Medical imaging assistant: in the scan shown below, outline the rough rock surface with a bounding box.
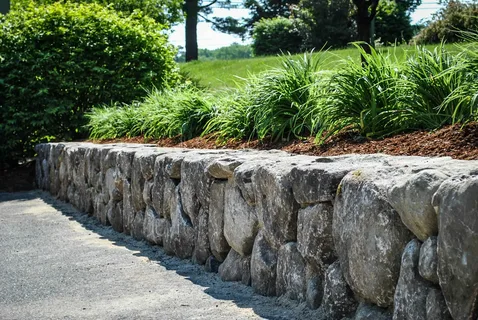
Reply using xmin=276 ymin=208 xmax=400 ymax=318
xmin=388 ymin=170 xmax=449 ymax=241
xmin=208 ymin=180 xmax=230 ymax=261
xmin=276 ymin=242 xmax=306 ymax=302
xmin=354 ymin=303 xmax=392 ymax=320
xmin=219 ymin=249 xmax=244 ymax=282
xmin=321 ymin=261 xmax=358 ymax=320
xmin=305 ymin=263 xmax=323 ymax=309
xmin=393 ymin=239 xmax=431 ymax=320
xmin=426 ymin=288 xmax=452 ymax=320
xmin=419 ymin=236 xmax=439 ymax=284
xmin=253 ymin=161 xmax=300 ymax=249
xmin=333 ymin=168 xmax=413 ymax=307
xmin=250 ymin=231 xmax=278 ymax=296
xmin=223 ymin=181 xmax=258 ymax=256
xmin=433 ymin=174 xmax=478 ymax=320
xmin=297 ymin=202 xmax=335 ymax=271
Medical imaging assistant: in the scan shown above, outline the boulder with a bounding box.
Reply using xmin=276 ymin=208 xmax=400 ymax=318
xmin=419 ymin=236 xmax=439 ymax=284
xmin=333 ymin=168 xmax=413 ymax=307
xmin=354 ymin=303 xmax=392 ymax=320
xmin=170 ymin=185 xmax=195 ymax=259
xmin=321 ymin=260 xmax=358 ymax=320
xmin=218 ymin=249 xmax=245 ymax=282
xmin=205 ymin=256 xmax=221 ymax=273
xmin=192 ymin=208 xmax=212 ymax=265
xmin=223 ymin=181 xmax=259 ymax=256
xmin=252 ymin=162 xmax=300 ymax=249
xmin=393 ymin=239 xmax=431 ymax=320
xmin=388 ymin=170 xmax=449 ymax=241
xmin=250 ymin=230 xmax=278 ymax=296
xmin=122 ymin=179 xmax=134 ymax=235
xmin=297 ymin=202 xmax=335 ymax=271
xmin=143 ymin=207 xmax=162 ymax=245
xmin=305 ymin=263 xmax=323 ymax=309
xmin=206 ymin=157 xmax=243 ymax=179
xmin=208 ymin=180 xmax=230 ymax=261
xmin=426 ymin=288 xmax=452 ymax=320
xmin=432 ymin=174 xmax=478 ymax=320
xmin=276 ymin=242 xmax=306 ymax=302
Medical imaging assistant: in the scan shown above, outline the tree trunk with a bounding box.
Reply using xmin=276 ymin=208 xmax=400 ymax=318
xmin=185 ymin=0 xmax=199 ymax=62
xmin=356 ymin=3 xmax=372 ymax=55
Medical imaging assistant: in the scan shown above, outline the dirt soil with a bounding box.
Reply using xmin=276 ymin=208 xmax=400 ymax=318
xmin=3 ymin=123 xmax=477 ymax=193
xmin=96 ymin=122 xmax=478 ymax=160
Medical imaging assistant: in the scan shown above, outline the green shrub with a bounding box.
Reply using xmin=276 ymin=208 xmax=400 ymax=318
xmin=249 ymin=53 xmax=324 ymax=141
xmin=414 ymin=0 xmax=478 ymax=44
xmin=88 ymin=85 xmax=215 ymax=140
xmin=252 ymin=17 xmax=304 ymax=56
xmin=404 ymin=44 xmax=470 ymax=127
xmin=0 ymin=2 xmax=179 ymax=166
xmin=318 ymin=44 xmax=415 ymax=141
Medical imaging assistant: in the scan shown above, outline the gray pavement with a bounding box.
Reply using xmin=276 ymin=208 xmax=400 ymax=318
xmin=0 ymin=191 xmax=315 ymax=320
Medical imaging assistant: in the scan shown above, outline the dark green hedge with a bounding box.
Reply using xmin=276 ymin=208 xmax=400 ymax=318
xmin=0 ymin=2 xmax=179 ymax=167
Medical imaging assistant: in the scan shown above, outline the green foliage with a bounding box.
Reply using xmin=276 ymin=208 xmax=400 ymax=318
xmin=88 ymin=86 xmax=215 ymax=140
xmin=317 ymin=44 xmax=414 ymax=140
xmin=11 ymin=0 xmax=184 ymax=26
xmin=414 ymin=0 xmax=478 ymax=44
xmin=89 ymin=42 xmax=478 ymax=146
xmin=248 ymin=53 xmax=325 ymax=140
xmin=252 ymin=17 xmax=304 ymax=56
xmin=0 ymin=2 xmax=179 ymax=166
xmin=375 ymin=0 xmax=414 ymax=44
xmin=294 ymin=0 xmax=355 ymax=50
xmin=175 ymin=43 xmax=253 ymax=62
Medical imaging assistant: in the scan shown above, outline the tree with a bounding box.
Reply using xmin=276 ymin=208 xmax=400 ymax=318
xmin=294 ymin=0 xmax=355 ymax=49
xmin=212 ymin=0 xmax=300 ymax=37
xmin=352 ymin=0 xmax=420 ymax=52
xmin=11 ymin=0 xmax=184 ymax=27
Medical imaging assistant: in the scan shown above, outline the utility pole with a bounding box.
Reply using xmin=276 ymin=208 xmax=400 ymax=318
xmin=0 ymin=0 xmax=10 ymax=14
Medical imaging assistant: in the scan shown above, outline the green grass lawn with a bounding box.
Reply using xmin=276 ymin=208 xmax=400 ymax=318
xmin=180 ymin=43 xmax=459 ymax=90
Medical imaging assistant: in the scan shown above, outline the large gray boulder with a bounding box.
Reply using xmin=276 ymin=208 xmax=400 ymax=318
xmin=333 ymin=168 xmax=413 ymax=307
xmin=393 ymin=239 xmax=431 ymax=320
xmin=388 ymin=170 xmax=449 ymax=241
xmin=192 ymin=208 xmax=212 ymax=265
xmin=276 ymin=242 xmax=306 ymax=302
xmin=305 ymin=263 xmax=323 ymax=309
xmin=252 ymin=161 xmax=300 ymax=250
xmin=354 ymin=303 xmax=392 ymax=320
xmin=426 ymin=288 xmax=452 ymax=320
xmin=250 ymin=230 xmax=278 ymax=296
xmin=169 ymin=185 xmax=195 ymax=259
xmin=208 ymin=180 xmax=230 ymax=261
xmin=419 ymin=236 xmax=439 ymax=284
xmin=223 ymin=181 xmax=259 ymax=256
xmin=218 ymin=249 xmax=250 ymax=285
xmin=321 ymin=260 xmax=358 ymax=320
xmin=297 ymin=202 xmax=335 ymax=271
xmin=432 ymin=174 xmax=478 ymax=320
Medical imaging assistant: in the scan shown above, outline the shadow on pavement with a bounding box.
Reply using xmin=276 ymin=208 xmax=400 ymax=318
xmin=32 ymin=191 xmax=318 ymax=320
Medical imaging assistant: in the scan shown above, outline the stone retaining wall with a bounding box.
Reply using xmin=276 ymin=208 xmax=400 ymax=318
xmin=35 ymin=143 xmax=478 ymax=320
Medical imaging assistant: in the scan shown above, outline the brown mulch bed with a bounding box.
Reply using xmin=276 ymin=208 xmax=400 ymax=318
xmin=3 ymin=123 xmax=477 ymax=193
xmin=95 ymin=122 xmax=478 ymax=161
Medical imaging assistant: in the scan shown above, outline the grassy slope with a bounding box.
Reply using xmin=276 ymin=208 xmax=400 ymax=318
xmin=181 ymin=43 xmax=459 ymax=90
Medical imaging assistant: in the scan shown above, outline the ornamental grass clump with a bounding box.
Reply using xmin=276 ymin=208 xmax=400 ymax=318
xmin=404 ymin=43 xmax=470 ymax=128
xmin=249 ymin=53 xmax=325 ymax=141
xmin=317 ymin=44 xmax=414 ymax=141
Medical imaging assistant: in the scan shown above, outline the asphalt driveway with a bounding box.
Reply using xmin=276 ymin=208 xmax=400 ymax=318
xmin=0 ymin=191 xmax=314 ymax=320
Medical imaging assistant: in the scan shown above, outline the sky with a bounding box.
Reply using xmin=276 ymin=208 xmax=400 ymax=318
xmin=169 ymin=2 xmax=443 ymax=50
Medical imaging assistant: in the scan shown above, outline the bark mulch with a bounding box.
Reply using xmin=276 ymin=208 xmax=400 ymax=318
xmin=3 ymin=123 xmax=477 ymax=193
